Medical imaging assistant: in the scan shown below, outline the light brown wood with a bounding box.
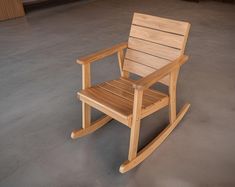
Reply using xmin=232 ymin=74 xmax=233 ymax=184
xmin=123 ymin=59 xmax=169 ymax=85
xmin=71 ymin=115 xmax=112 ymax=139
xmin=124 ymin=59 xmax=156 ymax=77
xmin=128 ymin=37 xmax=181 ymax=61
xmin=128 ymin=89 xmax=143 ymax=160
xmin=117 ymin=49 xmax=129 ymax=78
xmin=120 ymin=103 xmax=191 ymax=173
xmin=82 ymin=103 xmax=91 ymax=129
xmin=132 ymin=13 xmax=190 ymax=36
xmin=80 ymin=94 xmax=131 ymax=126
xmin=124 ymin=13 xmax=190 ymax=87
xmin=78 ymin=78 xmax=169 ymax=127
xmin=77 ymin=42 xmax=127 ymax=65
xmin=181 ymin=23 xmax=191 ymax=54
xmin=82 ymin=64 xmax=91 ymax=129
xmin=169 ymin=68 xmax=179 ymax=123
xmin=0 ymin=0 xmax=25 ymax=21
xmin=82 ymin=64 xmax=91 ymax=89
xmin=125 ymin=49 xmax=170 ymax=69
xmin=130 ymin=25 xmax=185 ymax=49
xmin=133 ymin=55 xmax=188 ymax=90
xmin=72 ymin=13 xmax=191 ymax=174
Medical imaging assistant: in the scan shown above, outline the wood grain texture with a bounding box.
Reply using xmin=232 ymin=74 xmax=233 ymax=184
xmin=117 ymin=49 xmax=129 ymax=78
xmin=82 ymin=63 xmax=91 ymax=128
xmin=0 ymin=0 xmax=25 ymax=21
xmin=125 ymin=49 xmax=170 ymax=69
xmin=78 ymin=78 xmax=169 ymax=127
xmin=133 ymin=55 xmax=188 ymax=90
xmin=130 ymin=25 xmax=185 ymax=49
xmin=128 ymin=89 xmax=143 ymax=160
xmin=77 ymin=42 xmax=128 ymax=65
xmin=124 ymin=13 xmax=190 ymax=86
xmin=132 ymin=13 xmax=190 ymax=35
xmin=128 ymin=37 xmax=181 ymax=61
xmin=169 ymin=68 xmax=179 ymax=123
xmin=73 ymin=13 xmax=191 ymax=173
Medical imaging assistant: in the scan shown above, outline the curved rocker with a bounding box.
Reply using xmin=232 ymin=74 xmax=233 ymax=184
xmin=119 ymin=103 xmax=190 ymax=173
xmin=71 ymin=115 xmax=112 ymax=139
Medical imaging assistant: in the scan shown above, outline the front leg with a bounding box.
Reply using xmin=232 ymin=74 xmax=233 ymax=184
xmin=127 ymin=89 xmax=143 ymax=160
xmin=82 ymin=102 xmax=91 ymax=129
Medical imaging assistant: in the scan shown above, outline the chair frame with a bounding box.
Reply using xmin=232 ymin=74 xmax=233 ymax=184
xmin=71 ymin=14 xmax=191 ymax=173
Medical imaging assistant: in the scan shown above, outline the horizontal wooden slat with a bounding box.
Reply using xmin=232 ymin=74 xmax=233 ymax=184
xmin=125 ymin=49 xmax=170 ymax=69
xmin=123 ymin=14 xmax=190 ymax=87
xmin=98 ymin=83 xmax=156 ymax=108
xmin=128 ymin=37 xmax=181 ymax=60
xmin=130 ymin=25 xmax=185 ymax=49
xmin=123 ymin=59 xmax=156 ymax=77
xmin=133 ymin=55 xmax=188 ymax=90
xmin=104 ymin=80 xmax=164 ymax=105
xmin=123 ymin=59 xmax=169 ymax=85
xmin=78 ymin=78 xmax=169 ymax=125
xmin=79 ymin=86 xmax=134 ymax=123
xmin=132 ymin=13 xmax=189 ymax=35
xmin=119 ymin=78 xmax=169 ymax=97
xmin=108 ymin=79 xmax=165 ymax=100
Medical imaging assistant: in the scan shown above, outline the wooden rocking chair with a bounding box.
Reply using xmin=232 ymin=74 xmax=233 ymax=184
xmin=71 ymin=13 xmax=191 ymax=173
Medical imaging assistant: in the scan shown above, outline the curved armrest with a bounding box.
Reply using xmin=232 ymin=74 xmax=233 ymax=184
xmin=77 ymin=42 xmax=128 ymax=65
xmin=133 ymin=55 xmax=189 ymax=90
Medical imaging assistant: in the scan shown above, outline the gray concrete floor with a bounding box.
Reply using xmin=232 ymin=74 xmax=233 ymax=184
xmin=0 ymin=0 xmax=235 ymax=186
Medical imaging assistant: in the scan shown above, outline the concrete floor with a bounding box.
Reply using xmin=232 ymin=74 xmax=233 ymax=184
xmin=0 ymin=0 xmax=235 ymax=186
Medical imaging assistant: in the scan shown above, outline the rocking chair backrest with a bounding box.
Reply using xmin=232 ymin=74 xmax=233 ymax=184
xmin=123 ymin=13 xmax=190 ymax=86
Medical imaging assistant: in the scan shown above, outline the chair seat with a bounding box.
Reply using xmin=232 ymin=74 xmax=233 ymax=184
xmin=78 ymin=78 xmax=169 ymax=127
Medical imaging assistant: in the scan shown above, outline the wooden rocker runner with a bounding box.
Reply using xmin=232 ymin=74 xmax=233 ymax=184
xmin=71 ymin=13 xmax=191 ymax=173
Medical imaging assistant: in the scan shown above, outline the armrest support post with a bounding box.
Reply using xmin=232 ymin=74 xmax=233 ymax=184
xmin=81 ymin=63 xmax=91 ymax=129
xmin=82 ymin=63 xmax=91 ymax=89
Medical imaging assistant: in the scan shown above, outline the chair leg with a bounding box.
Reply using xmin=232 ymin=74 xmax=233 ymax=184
xmin=128 ymin=89 xmax=143 ymax=160
xmin=82 ymin=102 xmax=91 ymax=129
xmin=169 ymin=68 xmax=179 ymax=123
xmin=169 ymin=89 xmax=176 ymax=124
xmin=128 ymin=119 xmax=141 ymax=160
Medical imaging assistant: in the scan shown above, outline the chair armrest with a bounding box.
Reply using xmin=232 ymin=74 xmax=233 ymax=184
xmin=77 ymin=42 xmax=128 ymax=65
xmin=133 ymin=55 xmax=189 ymax=90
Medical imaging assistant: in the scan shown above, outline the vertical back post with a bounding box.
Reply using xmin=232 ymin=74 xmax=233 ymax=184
xmin=117 ymin=49 xmax=129 ymax=78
